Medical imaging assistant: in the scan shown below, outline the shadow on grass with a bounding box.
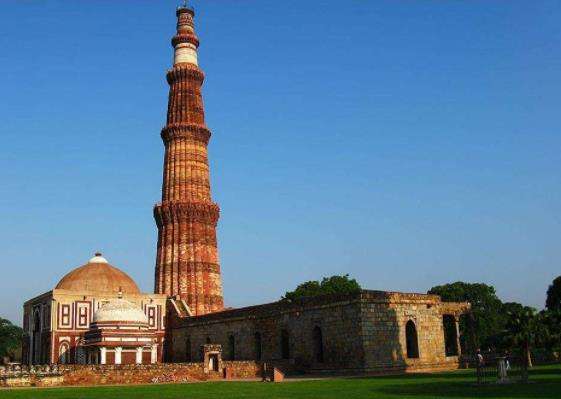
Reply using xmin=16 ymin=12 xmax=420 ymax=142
xmin=528 ymin=368 xmax=561 ymax=377
xmin=357 ymin=365 xmax=559 ymax=382
xmin=379 ymin=378 xmax=561 ymax=398
xmin=336 ymin=369 xmax=476 ymax=383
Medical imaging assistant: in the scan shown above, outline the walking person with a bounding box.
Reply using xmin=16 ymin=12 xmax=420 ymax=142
xmin=476 ymin=349 xmax=485 ymax=384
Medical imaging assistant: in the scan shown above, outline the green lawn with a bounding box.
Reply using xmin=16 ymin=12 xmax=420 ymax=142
xmin=2 ymin=365 xmax=560 ymax=399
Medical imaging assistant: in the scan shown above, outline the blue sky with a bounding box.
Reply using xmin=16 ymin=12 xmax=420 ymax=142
xmin=1 ymin=1 xmax=560 ymax=325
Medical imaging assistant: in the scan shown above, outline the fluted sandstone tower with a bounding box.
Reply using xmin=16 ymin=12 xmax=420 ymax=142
xmin=154 ymin=5 xmax=224 ymax=315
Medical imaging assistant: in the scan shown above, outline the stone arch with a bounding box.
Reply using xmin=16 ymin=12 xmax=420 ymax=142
xmin=405 ymin=320 xmax=419 ymax=359
xmin=59 ymin=342 xmax=70 ymax=364
xmin=280 ymin=329 xmax=290 ymax=360
xmin=312 ymin=326 xmax=324 ymax=363
xmin=254 ymin=332 xmax=262 ymax=360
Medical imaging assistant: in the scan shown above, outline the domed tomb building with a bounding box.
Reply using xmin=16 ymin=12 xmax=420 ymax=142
xmin=22 ymin=254 xmax=167 ymax=365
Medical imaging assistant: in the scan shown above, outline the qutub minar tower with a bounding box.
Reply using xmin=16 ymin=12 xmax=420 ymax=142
xmin=153 ymin=4 xmax=224 ymax=316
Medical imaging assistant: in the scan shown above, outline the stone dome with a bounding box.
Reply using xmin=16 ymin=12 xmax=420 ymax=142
xmin=55 ymin=253 xmax=141 ymax=295
xmin=93 ymin=298 xmax=148 ymax=325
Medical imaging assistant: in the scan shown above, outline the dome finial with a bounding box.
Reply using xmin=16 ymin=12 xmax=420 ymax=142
xmin=177 ymin=0 xmax=194 ymax=12
xmin=89 ymin=253 xmax=108 ymax=264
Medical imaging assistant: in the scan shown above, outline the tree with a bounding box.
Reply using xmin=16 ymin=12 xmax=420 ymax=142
xmin=0 ymin=318 xmax=23 ymax=363
xmin=546 ymin=276 xmax=561 ymax=311
xmin=539 ymin=309 xmax=561 ymax=352
xmin=503 ymin=306 xmax=545 ymax=368
xmin=283 ymin=274 xmax=361 ymax=302
xmin=428 ymin=282 xmax=504 ymax=352
xmin=492 ymin=302 xmax=526 ymax=350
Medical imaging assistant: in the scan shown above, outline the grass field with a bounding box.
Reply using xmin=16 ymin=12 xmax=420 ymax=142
xmin=2 ymin=364 xmax=560 ymax=399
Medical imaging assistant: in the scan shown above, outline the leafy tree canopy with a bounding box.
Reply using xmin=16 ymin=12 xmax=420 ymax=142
xmin=283 ymin=274 xmax=361 ymax=302
xmin=502 ymin=305 xmax=545 ymax=367
xmin=503 ymin=305 xmax=540 ymax=346
xmin=539 ymin=309 xmax=561 ymax=350
xmin=429 ymin=281 xmax=561 ymax=359
xmin=546 ymin=276 xmax=561 ymax=311
xmin=0 ymin=318 xmax=23 ymax=361
xmin=502 ymin=302 xmax=526 ymax=315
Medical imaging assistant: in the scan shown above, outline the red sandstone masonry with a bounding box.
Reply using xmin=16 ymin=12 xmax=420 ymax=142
xmin=0 ymin=362 xmax=262 ymax=388
xmin=154 ymin=6 xmax=224 ymax=315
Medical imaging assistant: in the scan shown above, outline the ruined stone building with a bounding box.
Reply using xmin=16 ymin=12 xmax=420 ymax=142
xmin=23 ymin=4 xmax=470 ymax=373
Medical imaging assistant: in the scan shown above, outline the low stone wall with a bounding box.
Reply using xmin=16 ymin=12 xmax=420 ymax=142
xmin=61 ymin=364 xmax=206 ymax=386
xmin=0 ymin=361 xmax=262 ymax=388
xmin=0 ymin=365 xmax=64 ymax=388
xmin=222 ymin=361 xmax=262 ymax=379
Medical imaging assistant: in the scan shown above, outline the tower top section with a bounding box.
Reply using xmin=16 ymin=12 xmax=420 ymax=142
xmin=177 ymin=0 xmax=194 ymax=15
xmin=172 ymin=1 xmax=199 ymax=66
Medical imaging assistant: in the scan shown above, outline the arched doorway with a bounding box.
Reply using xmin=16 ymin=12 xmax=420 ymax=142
xmin=312 ymin=326 xmax=324 ymax=363
xmin=443 ymin=315 xmax=459 ymax=356
xmin=405 ymin=320 xmax=419 ymax=359
xmin=185 ymin=337 xmax=192 ymax=362
xmin=228 ymin=334 xmax=236 ymax=360
xmin=32 ymin=310 xmax=41 ymax=364
xmin=281 ymin=329 xmax=290 ymax=360
xmin=87 ymin=348 xmax=99 ymax=365
xmin=59 ymin=342 xmax=70 ymax=364
xmin=254 ymin=332 xmax=262 ymax=360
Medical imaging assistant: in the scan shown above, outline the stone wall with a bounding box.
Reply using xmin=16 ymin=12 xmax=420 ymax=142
xmin=0 ymin=362 xmax=262 ymax=388
xmin=168 ymin=294 xmax=365 ymax=371
xmin=167 ymin=290 xmax=468 ymax=374
xmin=360 ymin=292 xmax=460 ymax=372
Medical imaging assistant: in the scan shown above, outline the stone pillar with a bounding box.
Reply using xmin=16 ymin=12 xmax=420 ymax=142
xmin=115 ymin=347 xmax=122 ymax=365
xmin=497 ymin=357 xmax=508 ymax=382
xmin=136 ymin=347 xmax=143 ymax=364
xmin=100 ymin=347 xmax=107 ymax=365
xmin=455 ymin=316 xmax=462 ymax=357
xmin=151 ymin=345 xmax=158 ymax=364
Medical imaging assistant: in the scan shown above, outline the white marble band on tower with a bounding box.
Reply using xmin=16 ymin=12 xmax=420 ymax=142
xmin=174 ymin=42 xmax=198 ymax=66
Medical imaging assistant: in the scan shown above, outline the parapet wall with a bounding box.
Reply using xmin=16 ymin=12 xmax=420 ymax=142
xmin=0 ymin=361 xmax=262 ymax=388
